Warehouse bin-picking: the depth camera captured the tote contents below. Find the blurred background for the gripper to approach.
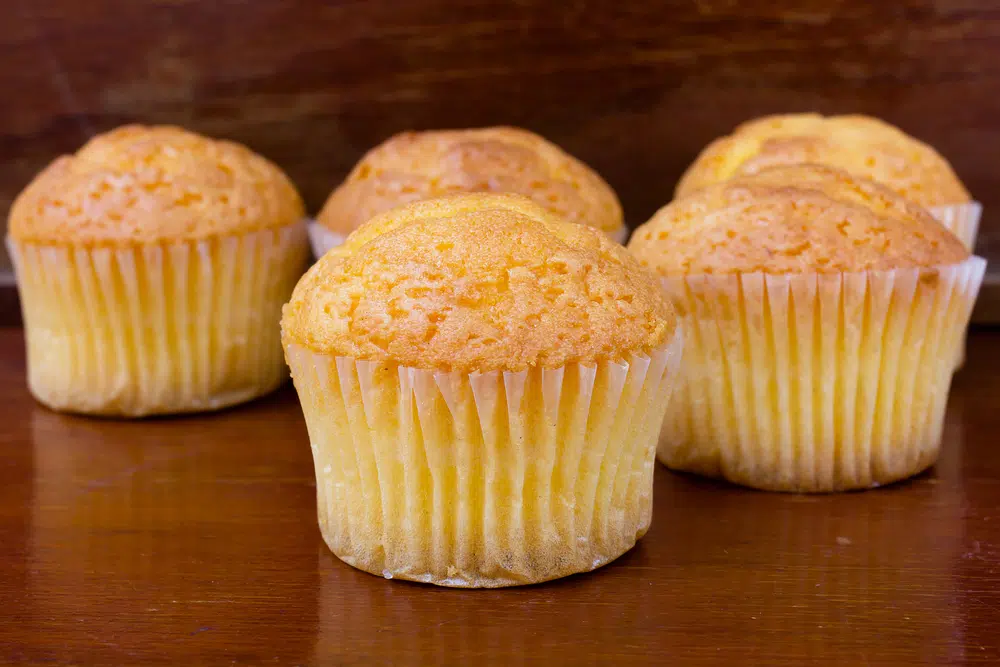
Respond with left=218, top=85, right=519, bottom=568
left=3, top=0, right=998, bottom=317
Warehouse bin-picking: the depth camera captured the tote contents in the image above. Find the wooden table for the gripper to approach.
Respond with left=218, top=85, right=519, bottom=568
left=1, top=326, right=999, bottom=666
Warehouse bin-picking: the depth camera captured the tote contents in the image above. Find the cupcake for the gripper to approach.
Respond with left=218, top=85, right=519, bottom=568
left=676, top=113, right=980, bottom=250
left=628, top=164, right=984, bottom=493
left=282, top=193, right=681, bottom=587
left=8, top=125, right=310, bottom=417
left=309, top=127, right=625, bottom=256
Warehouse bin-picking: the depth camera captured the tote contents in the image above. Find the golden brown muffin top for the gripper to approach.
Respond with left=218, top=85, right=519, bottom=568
left=316, top=127, right=624, bottom=238
left=8, top=125, right=304, bottom=245
left=629, top=164, right=968, bottom=275
left=283, top=193, right=674, bottom=372
left=675, top=113, right=971, bottom=207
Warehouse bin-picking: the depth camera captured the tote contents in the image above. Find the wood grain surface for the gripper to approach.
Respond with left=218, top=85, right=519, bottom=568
left=2, top=0, right=999, bottom=281
left=1, top=325, right=999, bottom=665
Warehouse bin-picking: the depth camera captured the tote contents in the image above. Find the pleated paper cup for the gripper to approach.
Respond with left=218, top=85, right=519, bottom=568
left=929, top=201, right=982, bottom=252
left=10, top=221, right=309, bottom=417
left=929, top=202, right=982, bottom=368
left=285, top=333, right=682, bottom=588
left=609, top=227, right=628, bottom=245
left=308, top=220, right=626, bottom=258
left=307, top=221, right=345, bottom=259
left=657, top=256, right=985, bottom=493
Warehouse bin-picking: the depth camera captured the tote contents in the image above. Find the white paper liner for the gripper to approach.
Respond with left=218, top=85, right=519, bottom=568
left=285, top=333, right=682, bottom=587
left=658, top=257, right=985, bottom=492
left=929, top=201, right=982, bottom=252
left=306, top=220, right=345, bottom=259
left=309, top=219, right=626, bottom=259
left=609, top=226, right=628, bottom=245
left=929, top=202, right=982, bottom=368
left=9, top=221, right=309, bottom=416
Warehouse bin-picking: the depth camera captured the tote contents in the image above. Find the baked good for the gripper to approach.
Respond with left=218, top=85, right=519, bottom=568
left=309, top=127, right=625, bottom=256
left=675, top=113, right=980, bottom=249
left=282, top=192, right=680, bottom=586
left=676, top=114, right=982, bottom=368
left=8, top=125, right=309, bottom=416
left=628, top=164, right=984, bottom=492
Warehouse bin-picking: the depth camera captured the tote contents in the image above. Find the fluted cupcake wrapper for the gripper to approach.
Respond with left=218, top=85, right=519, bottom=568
left=9, top=221, right=309, bottom=416
left=608, top=227, right=628, bottom=245
left=929, top=201, right=982, bottom=252
left=307, top=220, right=627, bottom=259
left=306, top=221, right=345, bottom=259
left=285, top=333, right=682, bottom=588
left=658, top=256, right=985, bottom=492
left=929, top=202, right=982, bottom=368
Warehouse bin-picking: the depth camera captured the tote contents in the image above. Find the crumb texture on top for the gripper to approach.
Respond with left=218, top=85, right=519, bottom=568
left=629, top=164, right=969, bottom=275
left=9, top=125, right=305, bottom=244
left=676, top=113, right=970, bottom=207
left=284, top=193, right=673, bottom=372
left=317, top=127, right=624, bottom=236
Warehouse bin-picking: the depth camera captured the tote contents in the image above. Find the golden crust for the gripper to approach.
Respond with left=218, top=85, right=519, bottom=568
left=283, top=193, right=674, bottom=372
left=676, top=113, right=971, bottom=207
left=316, top=127, right=624, bottom=237
left=8, top=125, right=305, bottom=245
left=629, top=164, right=969, bottom=275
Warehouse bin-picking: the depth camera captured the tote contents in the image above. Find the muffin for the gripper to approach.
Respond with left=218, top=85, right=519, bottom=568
left=282, top=193, right=680, bottom=587
left=8, top=125, right=310, bottom=416
left=309, top=127, right=625, bottom=256
left=676, top=113, right=980, bottom=250
left=628, top=164, right=985, bottom=492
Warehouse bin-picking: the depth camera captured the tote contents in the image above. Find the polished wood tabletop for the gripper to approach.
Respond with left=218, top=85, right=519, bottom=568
left=2, top=326, right=999, bottom=665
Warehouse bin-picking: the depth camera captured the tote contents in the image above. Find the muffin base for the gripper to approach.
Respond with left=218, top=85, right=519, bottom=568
left=10, top=222, right=309, bottom=417
left=929, top=202, right=982, bottom=368
left=658, top=257, right=985, bottom=493
left=285, top=335, right=681, bottom=587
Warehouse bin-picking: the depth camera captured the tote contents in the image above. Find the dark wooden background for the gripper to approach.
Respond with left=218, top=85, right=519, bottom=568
left=4, top=0, right=999, bottom=317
